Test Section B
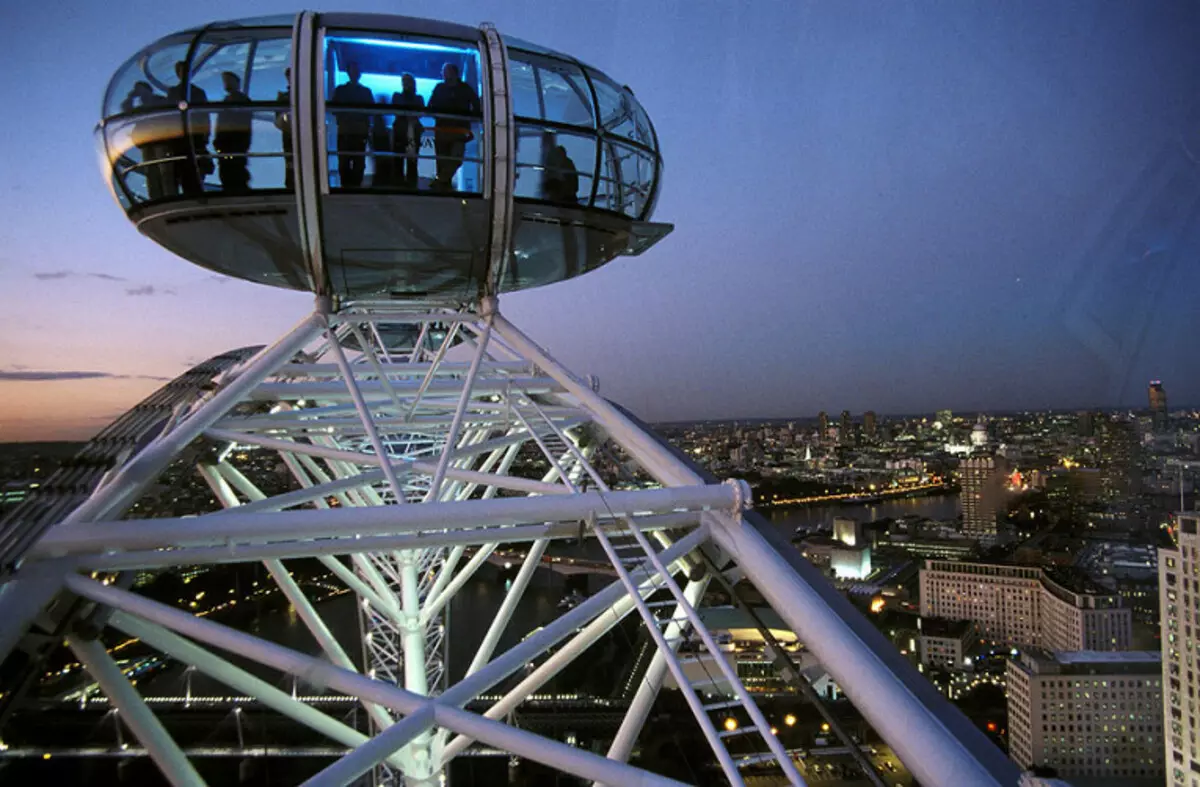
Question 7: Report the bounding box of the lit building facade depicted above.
[1150,380,1169,433]
[918,617,976,671]
[833,516,864,547]
[1160,512,1200,786]
[960,455,1007,544]
[1007,648,1163,781]
[919,561,1132,651]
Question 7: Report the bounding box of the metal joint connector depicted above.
[723,478,753,513]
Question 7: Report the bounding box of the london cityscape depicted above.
[2,2,1200,787]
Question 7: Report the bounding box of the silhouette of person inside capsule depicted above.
[428,63,480,191]
[121,81,172,200]
[274,68,293,190]
[542,142,580,204]
[330,61,374,188]
[166,61,212,196]
[214,72,252,194]
[391,73,425,189]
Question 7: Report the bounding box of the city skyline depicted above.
[4,1,1200,441]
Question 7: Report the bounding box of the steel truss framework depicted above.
[0,298,1019,787]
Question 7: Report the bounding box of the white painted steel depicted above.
[64,576,688,787]
[67,636,206,787]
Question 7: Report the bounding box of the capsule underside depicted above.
[98,12,671,301]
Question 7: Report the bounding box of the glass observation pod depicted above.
[97,12,671,301]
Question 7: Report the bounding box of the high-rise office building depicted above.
[1150,380,1169,433]
[1007,648,1162,781]
[1078,410,1095,438]
[1160,512,1200,786]
[840,410,852,444]
[817,411,828,440]
[960,455,1007,543]
[864,410,877,441]
[1099,415,1140,500]
[920,561,1132,650]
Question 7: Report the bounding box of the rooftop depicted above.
[1014,647,1162,677]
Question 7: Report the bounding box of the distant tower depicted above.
[1149,380,1168,433]
[1078,410,1094,438]
[969,422,988,449]
[864,411,878,442]
[840,410,852,444]
[818,410,829,438]
[1098,415,1140,500]
[960,455,1006,543]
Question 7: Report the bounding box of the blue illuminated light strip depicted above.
[332,37,475,55]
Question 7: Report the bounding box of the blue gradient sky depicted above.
[3,1,1200,441]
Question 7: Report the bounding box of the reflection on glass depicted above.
[509,51,594,128]
[598,140,655,218]
[104,35,192,117]
[105,112,187,203]
[588,70,655,148]
[514,125,595,205]
[197,111,292,192]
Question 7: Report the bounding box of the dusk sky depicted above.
[3,1,1200,441]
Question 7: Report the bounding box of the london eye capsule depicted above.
[97,12,671,302]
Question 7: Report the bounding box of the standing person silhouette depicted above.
[330,62,374,188]
[391,73,425,188]
[121,82,172,200]
[274,68,293,189]
[214,72,252,193]
[427,63,479,191]
[166,60,211,195]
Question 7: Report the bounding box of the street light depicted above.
[723,717,738,732]
[784,714,796,727]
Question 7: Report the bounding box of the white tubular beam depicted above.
[34,484,732,556]
[66,636,205,787]
[266,360,529,378]
[62,576,686,787]
[420,545,496,626]
[203,428,565,497]
[492,305,1014,786]
[404,322,461,419]
[420,545,467,609]
[346,324,405,412]
[613,519,803,784]
[108,612,405,771]
[245,376,558,401]
[424,319,492,501]
[61,312,324,524]
[397,551,428,696]
[318,555,399,621]
[436,525,710,763]
[211,470,380,515]
[439,525,708,710]
[606,576,708,764]
[589,525,743,785]
[707,511,1013,787]
[322,319,408,503]
[65,515,696,572]
[487,308,698,488]
[299,706,435,787]
[262,558,403,754]
[464,538,547,678]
